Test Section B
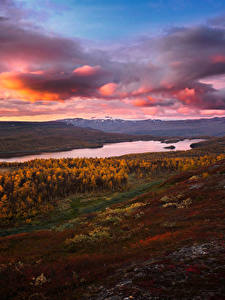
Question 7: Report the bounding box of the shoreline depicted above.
[0,143,105,159]
[0,137,163,159]
[0,137,207,160]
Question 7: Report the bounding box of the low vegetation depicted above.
[0,141,225,299]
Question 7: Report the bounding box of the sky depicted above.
[1,0,225,121]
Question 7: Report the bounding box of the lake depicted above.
[0,139,203,163]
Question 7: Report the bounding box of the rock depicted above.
[93,240,225,299]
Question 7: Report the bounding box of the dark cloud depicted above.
[122,25,225,109]
[0,16,9,21]
[0,22,89,69]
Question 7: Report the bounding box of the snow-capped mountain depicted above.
[60,117,225,137]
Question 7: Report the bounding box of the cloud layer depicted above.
[1,0,225,119]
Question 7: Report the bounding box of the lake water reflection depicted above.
[0,139,204,163]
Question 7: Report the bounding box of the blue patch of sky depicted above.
[20,0,225,40]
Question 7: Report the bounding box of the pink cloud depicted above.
[176,88,196,104]
[200,74,225,89]
[133,96,158,107]
[211,55,225,63]
[131,85,153,97]
[99,83,118,96]
[133,98,149,107]
[200,109,225,116]
[73,65,101,76]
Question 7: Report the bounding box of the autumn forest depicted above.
[0,150,224,225]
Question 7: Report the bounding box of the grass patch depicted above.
[79,181,161,215]
[0,179,162,237]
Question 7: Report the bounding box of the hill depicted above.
[0,121,158,158]
[0,142,225,299]
[190,135,225,153]
[61,116,225,137]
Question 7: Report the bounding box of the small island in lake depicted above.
[164,145,176,150]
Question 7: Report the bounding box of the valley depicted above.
[0,138,225,299]
[0,121,173,159]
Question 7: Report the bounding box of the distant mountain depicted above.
[60,117,225,137]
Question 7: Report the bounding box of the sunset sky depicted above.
[1,0,225,121]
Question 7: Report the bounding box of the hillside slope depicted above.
[0,154,225,299]
[0,121,156,158]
